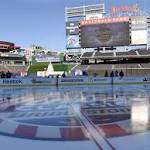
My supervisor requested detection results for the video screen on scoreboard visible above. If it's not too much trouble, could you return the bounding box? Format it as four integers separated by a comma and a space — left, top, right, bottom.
80, 22, 130, 48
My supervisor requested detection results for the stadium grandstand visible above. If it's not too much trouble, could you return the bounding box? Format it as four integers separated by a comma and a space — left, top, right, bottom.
72, 48, 150, 77
0, 41, 28, 77
81, 49, 150, 60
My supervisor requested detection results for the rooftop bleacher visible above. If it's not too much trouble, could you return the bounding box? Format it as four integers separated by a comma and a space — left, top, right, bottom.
0, 53, 26, 61
94, 52, 114, 57
81, 49, 150, 60
137, 49, 150, 55
114, 64, 140, 69
116, 50, 137, 56
73, 63, 150, 77
0, 65, 27, 74
140, 63, 150, 68
88, 64, 113, 70
73, 64, 89, 71
81, 52, 93, 58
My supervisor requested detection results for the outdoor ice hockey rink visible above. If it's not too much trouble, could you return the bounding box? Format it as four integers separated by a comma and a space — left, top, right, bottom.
0, 84, 150, 150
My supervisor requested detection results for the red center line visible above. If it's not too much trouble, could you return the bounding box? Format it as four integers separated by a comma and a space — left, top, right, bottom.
76, 116, 103, 150
81, 110, 116, 150
71, 104, 115, 150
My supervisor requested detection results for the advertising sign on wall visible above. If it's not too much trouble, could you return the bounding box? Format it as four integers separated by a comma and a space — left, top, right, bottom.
36, 56, 60, 62
85, 14, 102, 20
111, 4, 139, 15
131, 16, 147, 30
66, 21, 79, 35
80, 17, 129, 26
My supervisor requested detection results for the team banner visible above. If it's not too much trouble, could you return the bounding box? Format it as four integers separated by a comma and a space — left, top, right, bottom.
66, 35, 80, 49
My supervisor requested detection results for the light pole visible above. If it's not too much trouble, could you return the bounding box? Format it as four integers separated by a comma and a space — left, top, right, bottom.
147, 29, 150, 50
82, 0, 86, 20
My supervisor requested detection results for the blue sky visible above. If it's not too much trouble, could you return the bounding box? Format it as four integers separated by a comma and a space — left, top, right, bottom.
0, 0, 149, 50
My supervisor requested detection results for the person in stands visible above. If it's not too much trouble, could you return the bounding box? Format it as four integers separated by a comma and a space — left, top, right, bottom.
115, 70, 119, 77
62, 72, 66, 78
82, 71, 88, 76
1, 71, 6, 78
6, 71, 12, 78
104, 71, 108, 77
110, 71, 114, 77
94, 73, 98, 77
119, 70, 124, 78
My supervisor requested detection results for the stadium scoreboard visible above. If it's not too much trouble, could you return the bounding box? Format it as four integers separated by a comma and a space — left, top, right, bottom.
79, 16, 149, 48
80, 17, 130, 48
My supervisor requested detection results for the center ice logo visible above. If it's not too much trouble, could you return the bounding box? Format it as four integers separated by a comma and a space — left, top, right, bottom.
2, 100, 131, 126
